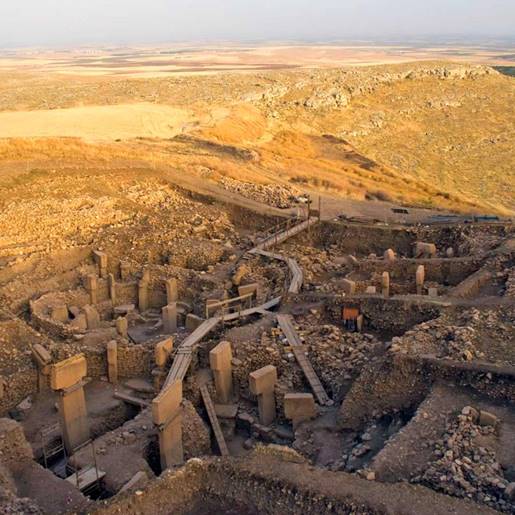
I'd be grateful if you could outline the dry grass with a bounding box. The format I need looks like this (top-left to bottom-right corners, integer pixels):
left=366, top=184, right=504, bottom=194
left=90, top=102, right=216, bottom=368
left=0, top=59, right=513, bottom=215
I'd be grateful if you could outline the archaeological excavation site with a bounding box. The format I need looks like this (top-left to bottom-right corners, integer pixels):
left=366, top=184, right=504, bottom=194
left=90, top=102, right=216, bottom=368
left=0, top=174, right=513, bottom=515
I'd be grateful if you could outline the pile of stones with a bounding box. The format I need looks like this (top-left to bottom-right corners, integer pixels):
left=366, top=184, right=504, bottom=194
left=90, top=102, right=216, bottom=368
left=219, top=176, right=299, bottom=209
left=390, top=313, right=485, bottom=362
left=418, top=408, right=514, bottom=513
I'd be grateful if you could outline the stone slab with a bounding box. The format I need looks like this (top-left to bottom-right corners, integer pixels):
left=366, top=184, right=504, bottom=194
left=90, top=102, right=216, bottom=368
left=50, top=355, right=87, bottom=391
left=249, top=365, right=277, bottom=395
left=214, top=403, right=239, bottom=419
left=152, top=379, right=182, bottom=426
left=155, top=337, right=174, bottom=367
left=284, top=393, right=316, bottom=422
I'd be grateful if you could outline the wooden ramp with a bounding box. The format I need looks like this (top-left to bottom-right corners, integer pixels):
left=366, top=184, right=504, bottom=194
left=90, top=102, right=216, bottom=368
left=164, top=298, right=282, bottom=388
left=250, top=249, right=303, bottom=294
left=252, top=217, right=317, bottom=252
left=200, top=385, right=229, bottom=456
left=160, top=218, right=314, bottom=395
left=277, top=314, right=332, bottom=406
left=287, top=258, right=303, bottom=294
left=164, top=317, right=220, bottom=387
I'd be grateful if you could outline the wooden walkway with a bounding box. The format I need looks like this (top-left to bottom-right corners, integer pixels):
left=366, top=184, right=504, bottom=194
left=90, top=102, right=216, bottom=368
left=161, top=218, right=317, bottom=391
left=164, top=297, right=282, bottom=388
left=200, top=385, right=229, bottom=456
left=277, top=314, right=332, bottom=406
left=252, top=217, right=317, bottom=252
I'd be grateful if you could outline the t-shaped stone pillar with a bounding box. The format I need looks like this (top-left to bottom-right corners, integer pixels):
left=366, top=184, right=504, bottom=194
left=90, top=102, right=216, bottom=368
left=108, top=273, right=116, bottom=305
left=416, top=265, right=425, bottom=295
left=32, top=343, right=52, bottom=392
left=284, top=393, right=316, bottom=429
left=115, top=316, right=128, bottom=338
left=50, top=355, right=90, bottom=454
left=107, top=341, right=118, bottom=384
left=138, top=279, right=149, bottom=312
left=249, top=365, right=277, bottom=426
left=165, top=278, right=178, bottom=304
left=341, top=279, right=356, bottom=295
left=119, top=261, right=130, bottom=281
left=152, top=337, right=173, bottom=391
left=83, top=305, right=100, bottom=330
left=382, top=271, right=390, bottom=297
left=383, top=249, right=396, bottom=263
left=152, top=379, right=183, bottom=470
left=93, top=250, right=108, bottom=279
left=155, top=337, right=174, bottom=368
left=85, top=274, right=98, bottom=305
left=162, top=303, right=177, bottom=334
left=209, top=341, right=233, bottom=404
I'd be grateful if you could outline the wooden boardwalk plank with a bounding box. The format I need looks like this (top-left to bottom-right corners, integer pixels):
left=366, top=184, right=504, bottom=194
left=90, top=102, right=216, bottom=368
left=161, top=218, right=315, bottom=395
left=200, top=385, right=229, bottom=456
left=277, top=314, right=331, bottom=406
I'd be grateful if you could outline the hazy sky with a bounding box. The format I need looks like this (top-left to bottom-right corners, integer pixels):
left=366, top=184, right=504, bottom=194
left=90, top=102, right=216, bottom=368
left=1, top=1, right=514, bottom=47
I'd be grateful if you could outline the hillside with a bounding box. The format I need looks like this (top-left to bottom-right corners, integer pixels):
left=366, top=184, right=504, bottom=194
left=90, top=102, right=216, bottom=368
left=0, top=60, right=513, bottom=215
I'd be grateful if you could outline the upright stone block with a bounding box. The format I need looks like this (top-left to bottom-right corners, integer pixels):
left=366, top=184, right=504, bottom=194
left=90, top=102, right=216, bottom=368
left=138, top=280, right=149, bottom=312
left=428, top=287, right=438, bottom=297
left=32, top=343, right=52, bottom=392
left=185, top=313, right=203, bottom=331
left=86, top=274, right=98, bottom=305
left=119, top=261, right=130, bottom=281
left=115, top=316, right=128, bottom=338
left=93, top=250, right=108, bottom=278
left=50, top=355, right=87, bottom=390
left=162, top=303, right=177, bottom=334
left=249, top=365, right=277, bottom=426
left=108, top=273, right=116, bottom=305
left=107, top=341, right=118, bottom=384
left=155, top=338, right=174, bottom=367
left=58, top=386, right=89, bottom=454
left=383, top=249, right=396, bottom=263
left=209, top=341, right=233, bottom=404
left=416, top=265, right=425, bottom=295
left=356, top=314, right=364, bottom=332
left=51, top=305, right=69, bottom=323
left=32, top=344, right=51, bottom=372
left=284, top=393, right=316, bottom=428
left=341, top=279, right=356, bottom=295
left=165, top=278, right=178, bottom=304
left=83, top=305, right=100, bottom=330
left=414, top=242, right=437, bottom=259
left=382, top=271, right=390, bottom=297
left=152, top=380, right=183, bottom=469
left=50, top=355, right=89, bottom=454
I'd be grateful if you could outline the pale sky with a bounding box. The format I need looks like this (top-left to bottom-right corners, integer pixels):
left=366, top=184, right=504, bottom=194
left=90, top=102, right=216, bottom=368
left=0, top=0, right=514, bottom=47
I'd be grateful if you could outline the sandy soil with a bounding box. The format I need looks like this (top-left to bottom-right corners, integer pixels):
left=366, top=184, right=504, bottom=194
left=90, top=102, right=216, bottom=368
left=0, top=103, right=198, bottom=141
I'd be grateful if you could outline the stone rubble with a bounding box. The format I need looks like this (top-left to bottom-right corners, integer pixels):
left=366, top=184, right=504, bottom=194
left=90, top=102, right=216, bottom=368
left=219, top=176, right=300, bottom=209
left=418, top=409, right=514, bottom=513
